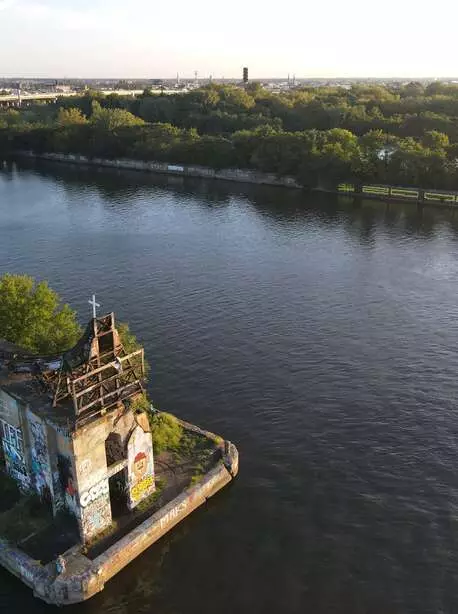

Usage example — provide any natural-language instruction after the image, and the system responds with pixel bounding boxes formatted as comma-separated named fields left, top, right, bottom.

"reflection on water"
left=2, top=159, right=458, bottom=613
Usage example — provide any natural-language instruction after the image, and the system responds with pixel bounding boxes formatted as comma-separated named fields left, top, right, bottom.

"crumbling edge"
left=0, top=422, right=238, bottom=605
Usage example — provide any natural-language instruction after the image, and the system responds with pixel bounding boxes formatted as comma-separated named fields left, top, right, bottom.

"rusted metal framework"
left=43, top=313, right=145, bottom=426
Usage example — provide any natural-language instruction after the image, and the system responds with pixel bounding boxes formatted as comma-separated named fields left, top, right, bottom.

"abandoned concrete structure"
left=0, top=312, right=156, bottom=543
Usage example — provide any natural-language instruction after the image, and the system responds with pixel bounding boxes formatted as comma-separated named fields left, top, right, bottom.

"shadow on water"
left=6, top=157, right=458, bottom=243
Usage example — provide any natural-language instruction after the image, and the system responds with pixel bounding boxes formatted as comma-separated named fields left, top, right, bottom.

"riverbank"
left=11, top=151, right=458, bottom=209
left=0, top=418, right=239, bottom=606
left=14, top=151, right=303, bottom=190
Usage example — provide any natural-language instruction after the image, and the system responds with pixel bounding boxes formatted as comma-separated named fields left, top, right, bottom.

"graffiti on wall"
left=81, top=492, right=111, bottom=537
left=52, top=470, right=65, bottom=511
left=28, top=414, right=51, bottom=501
left=57, top=454, right=77, bottom=513
left=159, top=500, right=188, bottom=529
left=0, top=418, right=29, bottom=489
left=127, top=425, right=155, bottom=508
left=80, top=478, right=109, bottom=508
left=78, top=458, right=92, bottom=478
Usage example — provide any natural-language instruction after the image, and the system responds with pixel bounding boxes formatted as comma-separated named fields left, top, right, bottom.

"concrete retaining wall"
left=0, top=423, right=239, bottom=606
left=16, top=151, right=302, bottom=189
left=11, top=152, right=458, bottom=207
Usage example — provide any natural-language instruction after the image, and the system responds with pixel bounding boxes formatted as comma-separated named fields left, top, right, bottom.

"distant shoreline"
left=10, top=151, right=458, bottom=209
left=13, top=151, right=303, bottom=190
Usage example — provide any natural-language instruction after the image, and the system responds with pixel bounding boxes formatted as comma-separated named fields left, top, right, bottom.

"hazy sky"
left=1, top=0, right=457, bottom=78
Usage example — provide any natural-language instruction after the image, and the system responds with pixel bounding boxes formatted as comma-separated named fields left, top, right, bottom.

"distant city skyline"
left=0, top=0, right=456, bottom=79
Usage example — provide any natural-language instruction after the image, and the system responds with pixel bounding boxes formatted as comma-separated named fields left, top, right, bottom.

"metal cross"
left=88, top=294, right=100, bottom=319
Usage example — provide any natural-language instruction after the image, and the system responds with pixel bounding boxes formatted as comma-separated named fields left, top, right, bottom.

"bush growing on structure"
left=117, top=322, right=151, bottom=380
left=149, top=412, right=183, bottom=454
left=130, top=393, right=151, bottom=414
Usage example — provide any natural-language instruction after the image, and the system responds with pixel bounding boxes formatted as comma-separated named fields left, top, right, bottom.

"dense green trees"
left=2, top=82, right=458, bottom=189
left=0, top=274, right=81, bottom=354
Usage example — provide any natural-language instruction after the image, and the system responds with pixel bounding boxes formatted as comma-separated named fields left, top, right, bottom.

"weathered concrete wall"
left=26, top=409, right=54, bottom=500
left=73, top=416, right=113, bottom=541
left=0, top=537, right=53, bottom=601
left=72, top=409, right=155, bottom=542
left=16, top=151, right=302, bottom=189
left=0, top=429, right=238, bottom=606
left=0, top=389, right=20, bottom=427
left=0, top=391, right=31, bottom=490
left=52, top=430, right=75, bottom=514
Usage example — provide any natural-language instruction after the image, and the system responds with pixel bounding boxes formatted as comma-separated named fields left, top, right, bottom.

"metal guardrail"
left=337, top=183, right=458, bottom=204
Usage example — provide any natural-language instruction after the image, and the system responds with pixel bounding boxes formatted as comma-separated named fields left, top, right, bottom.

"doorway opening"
left=105, top=432, right=128, bottom=519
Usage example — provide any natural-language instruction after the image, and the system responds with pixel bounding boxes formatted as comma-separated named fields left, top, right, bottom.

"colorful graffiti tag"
left=57, top=454, right=78, bottom=513
left=80, top=478, right=109, bottom=508
left=127, top=425, right=155, bottom=508
left=81, top=491, right=111, bottom=537
left=28, top=413, right=52, bottom=499
left=0, top=419, right=29, bottom=489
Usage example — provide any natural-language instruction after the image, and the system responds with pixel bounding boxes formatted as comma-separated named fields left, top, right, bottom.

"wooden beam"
left=77, top=380, right=142, bottom=415
left=72, top=349, right=143, bottom=385
left=73, top=368, right=137, bottom=399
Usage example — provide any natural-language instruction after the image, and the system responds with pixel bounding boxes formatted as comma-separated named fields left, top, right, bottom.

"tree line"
left=1, top=82, right=458, bottom=190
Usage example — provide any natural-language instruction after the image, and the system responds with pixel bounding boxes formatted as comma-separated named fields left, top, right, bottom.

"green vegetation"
left=130, top=392, right=151, bottom=414
left=177, top=431, right=217, bottom=486
left=148, top=411, right=183, bottom=454
left=3, top=82, right=458, bottom=189
left=0, top=274, right=149, bottom=386
left=118, top=322, right=150, bottom=379
left=0, top=273, right=81, bottom=354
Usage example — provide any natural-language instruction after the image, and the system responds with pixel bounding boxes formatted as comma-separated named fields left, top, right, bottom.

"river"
left=2, top=159, right=458, bottom=614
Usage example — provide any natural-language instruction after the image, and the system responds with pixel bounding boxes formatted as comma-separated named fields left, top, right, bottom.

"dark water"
left=2, top=160, right=458, bottom=614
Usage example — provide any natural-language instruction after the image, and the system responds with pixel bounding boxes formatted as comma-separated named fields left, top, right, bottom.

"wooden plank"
left=73, top=369, right=137, bottom=399
left=72, top=350, right=143, bottom=384
left=77, top=381, right=142, bottom=415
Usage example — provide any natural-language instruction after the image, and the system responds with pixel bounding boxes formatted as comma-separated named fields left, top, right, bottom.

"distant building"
left=55, top=85, right=72, bottom=94
left=243, top=67, right=249, bottom=84
left=0, top=312, right=155, bottom=544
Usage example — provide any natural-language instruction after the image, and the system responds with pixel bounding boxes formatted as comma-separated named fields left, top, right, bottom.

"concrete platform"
left=0, top=425, right=238, bottom=605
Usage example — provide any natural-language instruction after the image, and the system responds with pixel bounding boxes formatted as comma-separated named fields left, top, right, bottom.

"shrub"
left=149, top=412, right=183, bottom=454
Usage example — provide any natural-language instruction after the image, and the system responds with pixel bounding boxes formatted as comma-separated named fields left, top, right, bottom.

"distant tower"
left=194, top=71, right=198, bottom=86
left=243, top=67, right=249, bottom=84
left=176, top=72, right=180, bottom=86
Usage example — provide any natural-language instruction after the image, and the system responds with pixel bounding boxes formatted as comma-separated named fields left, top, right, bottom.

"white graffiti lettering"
left=202, top=474, right=219, bottom=494
left=78, top=459, right=92, bottom=476
left=80, top=479, right=109, bottom=508
left=159, top=500, right=188, bottom=529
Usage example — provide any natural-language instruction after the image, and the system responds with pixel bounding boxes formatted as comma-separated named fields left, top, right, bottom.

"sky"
left=1, top=0, right=457, bottom=79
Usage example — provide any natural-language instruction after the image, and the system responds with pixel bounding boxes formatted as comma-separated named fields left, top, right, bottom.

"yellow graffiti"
left=131, top=474, right=154, bottom=502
